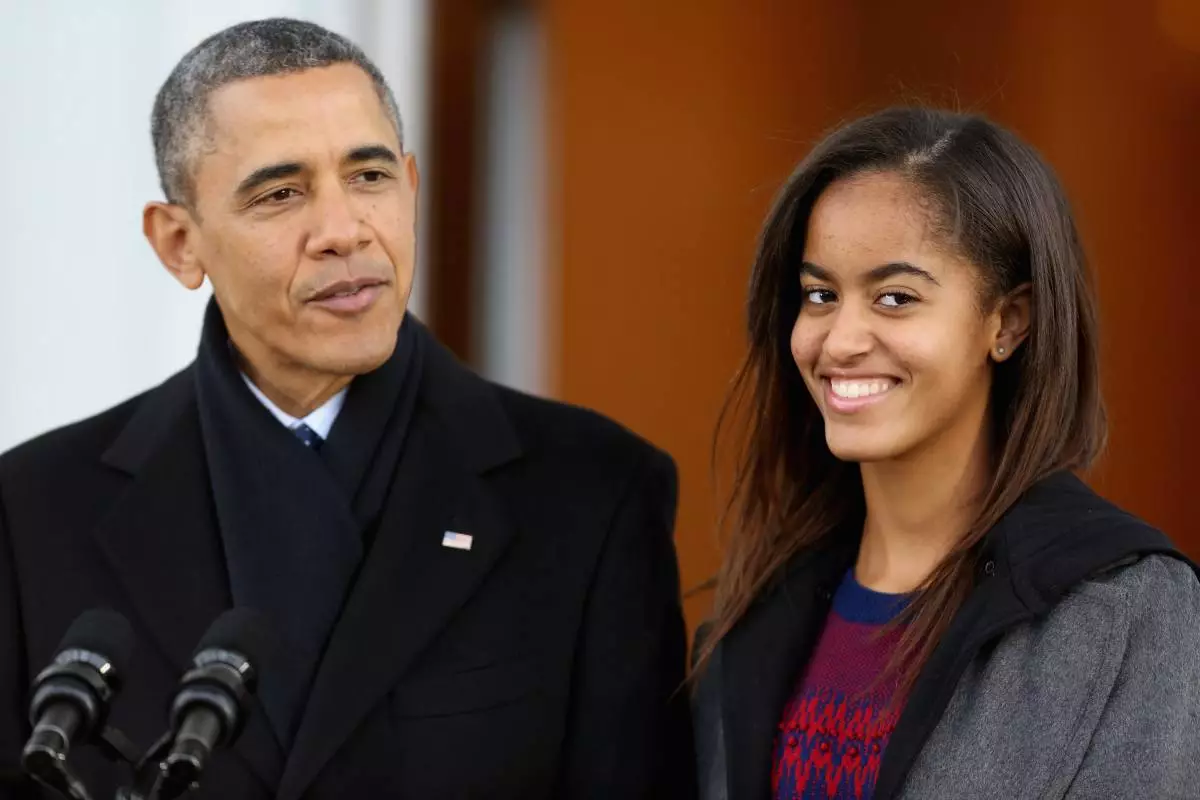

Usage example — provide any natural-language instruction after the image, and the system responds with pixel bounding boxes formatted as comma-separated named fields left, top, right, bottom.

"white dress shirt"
left=241, top=374, right=347, bottom=439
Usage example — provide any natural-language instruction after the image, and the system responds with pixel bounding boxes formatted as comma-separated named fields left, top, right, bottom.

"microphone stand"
left=28, top=724, right=143, bottom=800
left=29, top=724, right=193, bottom=800
left=113, top=728, right=195, bottom=800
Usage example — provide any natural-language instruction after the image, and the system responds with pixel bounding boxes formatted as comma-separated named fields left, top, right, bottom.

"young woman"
left=691, top=106, right=1200, bottom=800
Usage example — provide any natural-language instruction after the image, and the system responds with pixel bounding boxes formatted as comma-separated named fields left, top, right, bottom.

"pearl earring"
left=997, top=347, right=1006, bottom=356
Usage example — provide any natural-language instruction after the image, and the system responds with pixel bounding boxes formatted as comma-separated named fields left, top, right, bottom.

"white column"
left=474, top=4, right=550, bottom=396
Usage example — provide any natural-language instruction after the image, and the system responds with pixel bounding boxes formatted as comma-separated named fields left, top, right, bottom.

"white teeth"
left=831, top=380, right=894, bottom=399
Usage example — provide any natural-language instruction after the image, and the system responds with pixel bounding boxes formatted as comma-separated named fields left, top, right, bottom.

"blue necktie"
left=292, top=423, right=324, bottom=451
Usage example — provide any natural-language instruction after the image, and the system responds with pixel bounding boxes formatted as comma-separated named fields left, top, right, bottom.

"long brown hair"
left=694, top=106, right=1107, bottom=694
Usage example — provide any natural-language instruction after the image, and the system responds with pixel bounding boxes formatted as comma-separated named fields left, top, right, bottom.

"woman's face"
left=790, top=170, right=1024, bottom=464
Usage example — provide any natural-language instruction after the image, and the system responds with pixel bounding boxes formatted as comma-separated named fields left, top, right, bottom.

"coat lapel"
left=277, top=341, right=523, bottom=800
left=720, top=540, right=855, bottom=799
left=92, top=367, right=285, bottom=789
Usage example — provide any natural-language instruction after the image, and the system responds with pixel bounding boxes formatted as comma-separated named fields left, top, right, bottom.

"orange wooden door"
left=544, top=1, right=1200, bottom=633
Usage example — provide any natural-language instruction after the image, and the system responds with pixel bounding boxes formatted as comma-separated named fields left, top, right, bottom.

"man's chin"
left=302, top=325, right=402, bottom=377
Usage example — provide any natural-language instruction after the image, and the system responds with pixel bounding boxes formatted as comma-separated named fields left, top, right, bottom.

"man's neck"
left=855, top=420, right=993, bottom=594
left=233, top=344, right=352, bottom=419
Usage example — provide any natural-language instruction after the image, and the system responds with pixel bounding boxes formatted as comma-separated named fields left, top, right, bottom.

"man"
left=0, top=18, right=694, bottom=799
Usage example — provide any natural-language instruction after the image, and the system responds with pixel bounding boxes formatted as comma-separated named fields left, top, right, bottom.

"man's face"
left=185, top=63, right=417, bottom=379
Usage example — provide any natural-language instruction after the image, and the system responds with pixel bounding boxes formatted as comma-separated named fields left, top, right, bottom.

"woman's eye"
left=878, top=291, right=918, bottom=308
left=803, top=288, right=836, bottom=305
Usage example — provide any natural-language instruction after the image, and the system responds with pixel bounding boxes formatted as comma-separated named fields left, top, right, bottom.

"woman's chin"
left=824, top=429, right=907, bottom=464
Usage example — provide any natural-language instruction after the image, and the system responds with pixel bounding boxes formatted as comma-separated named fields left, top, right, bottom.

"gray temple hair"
left=151, top=17, right=404, bottom=207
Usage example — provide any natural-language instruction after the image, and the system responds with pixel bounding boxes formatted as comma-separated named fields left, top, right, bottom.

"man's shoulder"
left=489, top=381, right=676, bottom=482
left=417, top=326, right=673, bottom=484
left=0, top=367, right=193, bottom=481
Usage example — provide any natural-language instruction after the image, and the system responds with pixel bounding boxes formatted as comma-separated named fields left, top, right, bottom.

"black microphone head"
left=53, top=608, right=135, bottom=682
left=165, top=608, right=279, bottom=766
left=192, top=608, right=279, bottom=689
left=25, top=608, right=135, bottom=772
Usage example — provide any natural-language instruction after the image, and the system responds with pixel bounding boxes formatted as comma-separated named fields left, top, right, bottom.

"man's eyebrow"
left=344, top=144, right=400, bottom=166
left=235, top=162, right=305, bottom=196
left=232, top=145, right=398, bottom=197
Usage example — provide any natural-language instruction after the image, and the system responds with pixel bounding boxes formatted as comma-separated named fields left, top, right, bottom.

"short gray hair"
left=151, top=17, right=404, bottom=206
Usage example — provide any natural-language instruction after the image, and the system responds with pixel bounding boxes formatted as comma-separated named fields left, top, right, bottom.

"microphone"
left=156, top=609, right=274, bottom=799
left=22, top=608, right=135, bottom=800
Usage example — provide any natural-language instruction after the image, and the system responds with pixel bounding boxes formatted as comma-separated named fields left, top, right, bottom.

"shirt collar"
left=240, top=373, right=348, bottom=440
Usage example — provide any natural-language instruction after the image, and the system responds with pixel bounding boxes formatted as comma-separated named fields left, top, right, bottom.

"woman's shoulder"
left=1071, top=553, right=1200, bottom=627
left=1099, top=550, right=1199, bottom=586
left=995, top=472, right=1193, bottom=605
left=1029, top=553, right=1200, bottom=692
left=907, top=552, right=1200, bottom=798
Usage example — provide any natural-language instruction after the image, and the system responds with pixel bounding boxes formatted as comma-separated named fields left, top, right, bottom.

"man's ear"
left=402, top=151, right=419, bottom=194
left=143, top=202, right=206, bottom=290
left=990, top=283, right=1031, bottom=362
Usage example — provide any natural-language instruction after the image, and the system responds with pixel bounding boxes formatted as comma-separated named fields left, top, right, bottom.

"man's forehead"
left=202, top=63, right=398, bottom=156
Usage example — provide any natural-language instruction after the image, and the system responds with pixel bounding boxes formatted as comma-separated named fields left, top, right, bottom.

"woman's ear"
left=990, top=283, right=1031, bottom=362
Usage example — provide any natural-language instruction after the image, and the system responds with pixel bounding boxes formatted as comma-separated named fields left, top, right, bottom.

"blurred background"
left=1, top=0, right=1197, bottom=635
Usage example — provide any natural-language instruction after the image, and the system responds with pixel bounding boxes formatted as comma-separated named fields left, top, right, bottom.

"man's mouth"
left=306, top=278, right=389, bottom=314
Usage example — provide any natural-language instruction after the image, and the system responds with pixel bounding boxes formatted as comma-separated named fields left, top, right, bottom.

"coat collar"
left=100, top=316, right=518, bottom=479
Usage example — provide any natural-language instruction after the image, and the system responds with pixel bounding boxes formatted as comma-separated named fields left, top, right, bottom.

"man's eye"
left=352, top=170, right=390, bottom=184
left=255, top=187, right=299, bottom=205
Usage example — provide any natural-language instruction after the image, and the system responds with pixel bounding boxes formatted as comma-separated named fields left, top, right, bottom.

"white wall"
left=0, top=0, right=429, bottom=453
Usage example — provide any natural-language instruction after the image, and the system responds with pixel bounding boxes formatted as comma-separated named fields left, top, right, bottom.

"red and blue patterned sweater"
left=772, top=570, right=911, bottom=800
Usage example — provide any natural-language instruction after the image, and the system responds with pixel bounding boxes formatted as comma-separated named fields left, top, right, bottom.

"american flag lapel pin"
left=442, top=530, right=474, bottom=551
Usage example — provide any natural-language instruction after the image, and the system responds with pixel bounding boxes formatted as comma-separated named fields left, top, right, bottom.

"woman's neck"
left=855, top=425, right=993, bottom=594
